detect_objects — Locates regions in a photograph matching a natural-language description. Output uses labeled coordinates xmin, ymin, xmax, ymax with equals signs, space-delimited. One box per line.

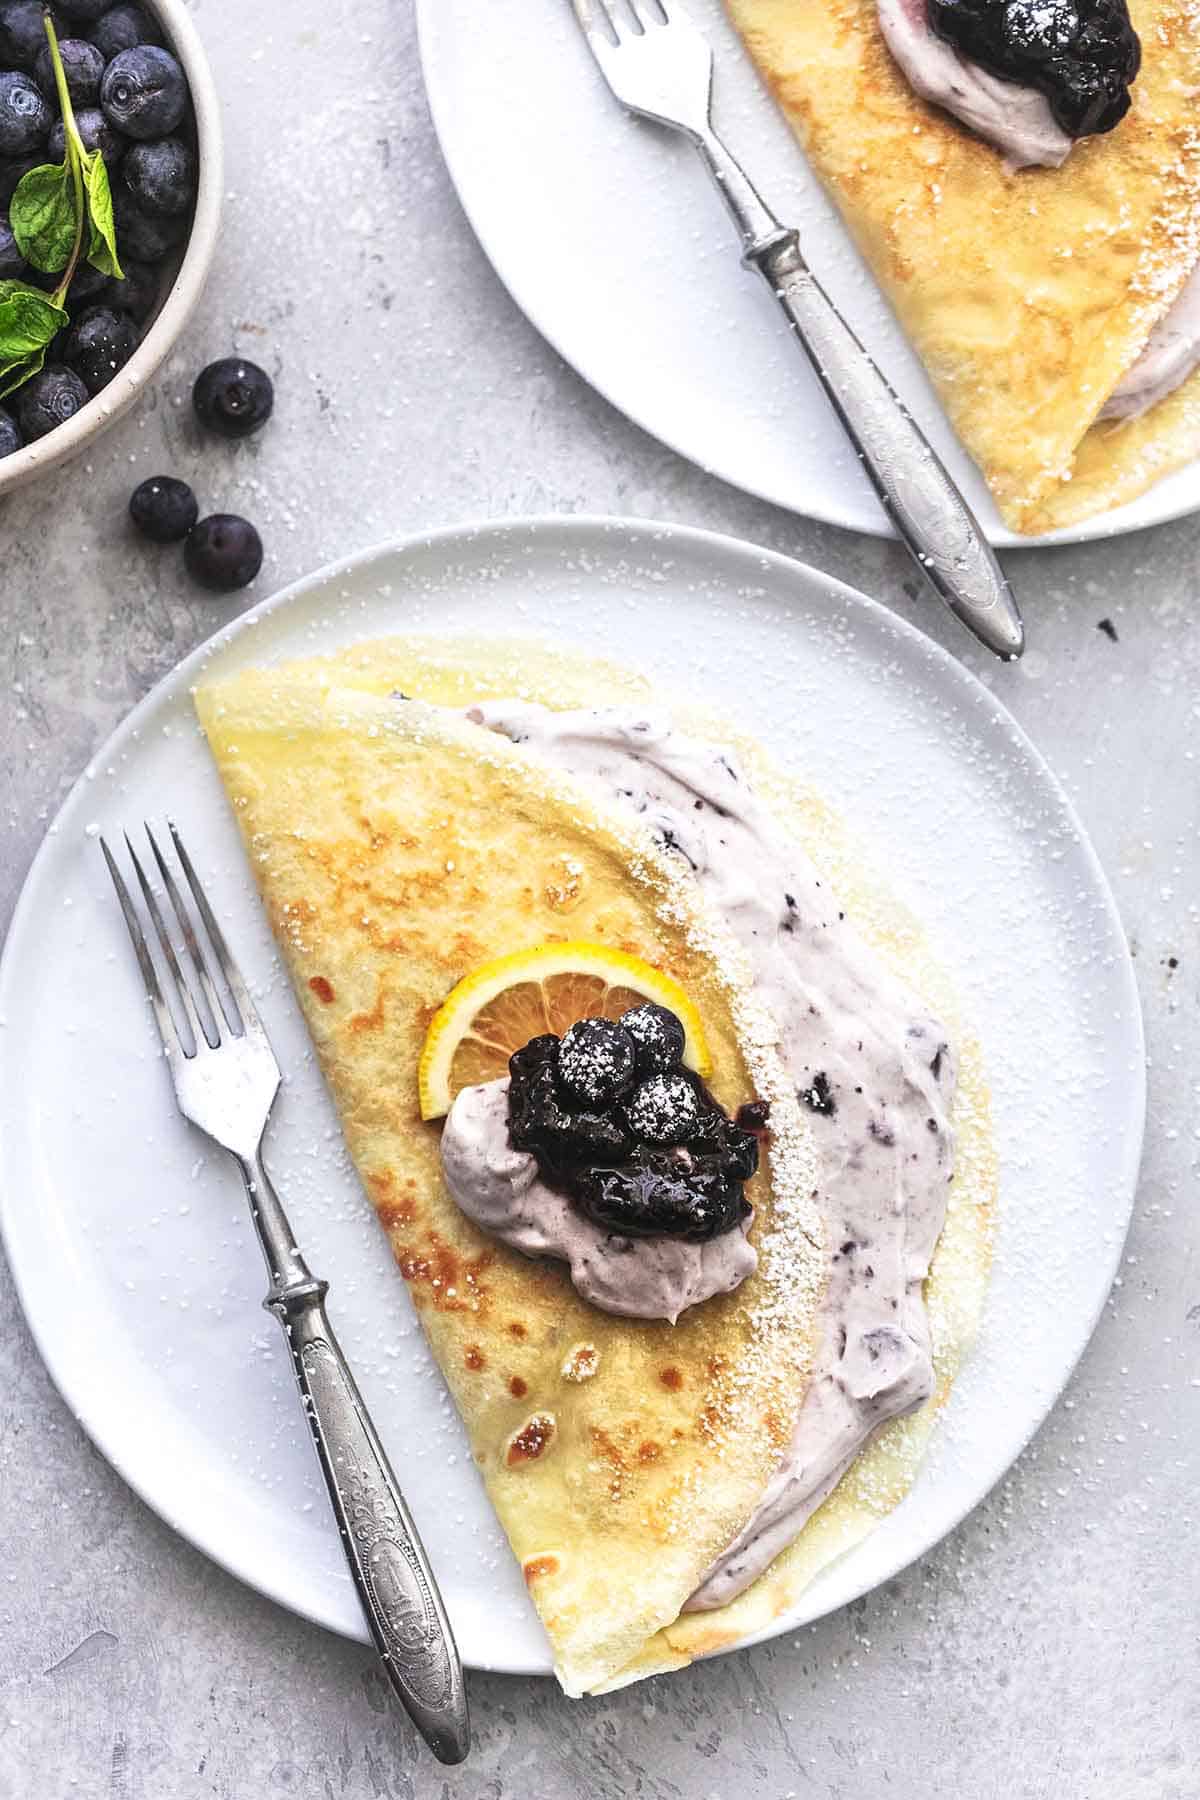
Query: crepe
xmin=726 ymin=0 xmax=1200 ymax=533
xmin=195 ymin=636 xmax=995 ymax=1693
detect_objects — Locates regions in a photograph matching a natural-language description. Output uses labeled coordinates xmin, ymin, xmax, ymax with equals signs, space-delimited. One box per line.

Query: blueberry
xmin=577 ymin=1155 xmax=747 ymax=1242
xmin=625 ymin=1071 xmax=702 ymax=1145
xmin=128 ymin=473 xmax=196 ymax=542
xmin=15 ymin=362 xmax=89 ymax=439
xmin=58 ymin=0 xmax=118 ymax=20
xmin=508 ymin=1033 xmax=560 ymax=1081
xmin=0 ymin=71 xmax=50 ymax=156
xmin=48 ymin=104 xmax=123 ymax=164
xmin=100 ymin=44 xmax=185 ymax=139
xmin=620 ymin=1001 xmax=686 ymax=1074
xmin=122 ymin=134 xmax=193 ymax=215
xmin=89 ymin=2 xmax=163 ymax=58
xmin=184 ymin=514 xmax=263 ymax=591
xmin=0 ymin=153 xmax=38 ymax=204
xmin=557 ymin=1018 xmax=637 ymax=1106
xmin=113 ymin=185 xmax=185 ymax=259
xmin=0 ymin=212 xmax=26 ymax=279
xmin=191 ymin=357 xmax=274 ymax=438
xmin=0 ymin=0 xmax=58 ymax=67
xmin=99 ymin=254 xmax=158 ymax=319
xmin=34 ymin=35 xmax=104 ymax=105
xmin=64 ymin=258 xmax=109 ymax=308
xmin=0 ymin=403 xmax=21 ymax=455
xmin=64 ymin=303 xmax=137 ymax=393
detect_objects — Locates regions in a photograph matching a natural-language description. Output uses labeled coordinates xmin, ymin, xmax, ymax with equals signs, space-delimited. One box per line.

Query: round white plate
xmin=0 ymin=517 xmax=1144 ymax=1674
xmin=417 ymin=0 xmax=1200 ymax=549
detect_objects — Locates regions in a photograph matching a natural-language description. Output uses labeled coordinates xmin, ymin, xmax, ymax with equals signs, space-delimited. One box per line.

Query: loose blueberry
xmin=65 ymin=303 xmax=137 ymax=393
xmin=556 ymin=1018 xmax=637 ymax=1107
xmin=128 ymin=473 xmax=196 ymax=542
xmin=620 ymin=1001 xmax=686 ymax=1074
xmin=99 ymin=255 xmax=158 ymax=319
xmin=48 ymin=104 xmax=123 ymax=164
xmin=184 ymin=514 xmax=263 ymax=591
xmin=89 ymin=2 xmax=164 ymax=58
xmin=64 ymin=258 xmax=110 ymax=307
xmin=15 ymin=362 xmax=89 ymax=439
xmin=100 ymin=44 xmax=185 ymax=138
xmin=0 ymin=70 xmax=50 ymax=156
xmin=0 ymin=0 xmax=56 ymax=67
xmin=34 ymin=35 xmax=104 ymax=105
xmin=0 ymin=212 xmax=26 ymax=279
xmin=58 ymin=0 xmax=116 ymax=18
xmin=0 ymin=402 xmax=21 ymax=455
xmin=113 ymin=185 xmax=185 ymax=259
xmin=122 ymin=133 xmax=193 ymax=215
xmin=625 ymin=1071 xmax=702 ymax=1145
xmin=191 ymin=356 xmax=274 ymax=438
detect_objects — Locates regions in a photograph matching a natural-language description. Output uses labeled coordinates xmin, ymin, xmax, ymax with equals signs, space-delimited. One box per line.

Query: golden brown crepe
xmin=727 ymin=0 xmax=1200 ymax=532
xmin=195 ymin=636 xmax=995 ymax=1693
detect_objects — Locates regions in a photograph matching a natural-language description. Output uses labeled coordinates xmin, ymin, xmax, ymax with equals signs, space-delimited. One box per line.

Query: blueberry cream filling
xmin=878 ymin=0 xmax=1139 ymax=168
xmin=436 ymin=701 xmax=958 ymax=1608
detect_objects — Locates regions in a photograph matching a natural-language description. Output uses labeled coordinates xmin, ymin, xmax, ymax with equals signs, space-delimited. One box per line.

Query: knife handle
xmin=246 ymin=1153 xmax=470 ymax=1765
xmin=748 ymin=230 xmax=1024 ymax=660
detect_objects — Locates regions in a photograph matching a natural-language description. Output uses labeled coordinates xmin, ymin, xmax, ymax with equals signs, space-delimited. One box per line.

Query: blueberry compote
xmin=928 ymin=0 xmax=1140 ymax=136
xmin=506 ymin=1003 xmax=762 ymax=1243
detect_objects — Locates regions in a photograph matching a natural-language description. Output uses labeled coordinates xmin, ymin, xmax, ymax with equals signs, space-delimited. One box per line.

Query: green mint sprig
xmin=0 ymin=9 xmax=123 ymax=400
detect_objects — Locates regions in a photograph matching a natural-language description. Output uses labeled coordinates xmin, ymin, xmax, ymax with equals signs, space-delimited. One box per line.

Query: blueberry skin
xmin=48 ymin=105 xmax=123 ymax=165
xmin=0 ymin=0 xmax=60 ymax=67
xmin=89 ymin=2 xmax=163 ymax=58
xmin=99 ymin=254 xmax=158 ymax=320
xmin=34 ymin=36 xmax=104 ymax=105
xmin=0 ymin=152 xmax=38 ymax=205
xmin=113 ymin=185 xmax=185 ymax=259
xmin=128 ymin=472 xmax=196 ymax=542
xmin=192 ymin=357 xmax=274 ymax=438
xmin=0 ymin=71 xmax=50 ymax=157
xmin=100 ymin=45 xmax=186 ymax=139
xmin=64 ymin=303 xmax=137 ymax=393
xmin=0 ymin=403 xmax=22 ymax=455
xmin=65 ymin=258 xmax=109 ymax=306
xmin=57 ymin=0 xmax=117 ymax=20
xmin=185 ymin=514 xmax=263 ymax=592
xmin=15 ymin=363 xmax=89 ymax=439
xmin=0 ymin=213 xmax=27 ymax=279
xmin=122 ymin=134 xmax=193 ymax=216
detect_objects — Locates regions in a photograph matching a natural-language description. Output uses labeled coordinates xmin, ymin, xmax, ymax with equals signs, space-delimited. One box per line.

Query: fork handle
xmin=244 ymin=1158 xmax=470 ymax=1764
xmin=747 ymin=230 xmax=1023 ymax=660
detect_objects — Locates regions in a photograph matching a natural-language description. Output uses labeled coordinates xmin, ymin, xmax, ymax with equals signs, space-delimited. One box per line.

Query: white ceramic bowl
xmin=0 ymin=0 xmax=223 ymax=496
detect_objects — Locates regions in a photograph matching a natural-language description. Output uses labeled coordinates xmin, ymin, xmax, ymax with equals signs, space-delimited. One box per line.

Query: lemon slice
xmin=418 ymin=941 xmax=712 ymax=1120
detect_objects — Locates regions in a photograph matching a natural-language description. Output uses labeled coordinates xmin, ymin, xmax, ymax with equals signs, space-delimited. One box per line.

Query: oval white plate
xmin=0 ymin=517 xmax=1144 ymax=1673
xmin=417 ymin=0 xmax=1200 ymax=549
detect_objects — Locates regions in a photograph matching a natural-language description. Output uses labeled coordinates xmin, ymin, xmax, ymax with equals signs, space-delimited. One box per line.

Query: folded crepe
xmin=196 ymin=637 xmax=995 ymax=1694
xmin=727 ymin=0 xmax=1200 ymax=533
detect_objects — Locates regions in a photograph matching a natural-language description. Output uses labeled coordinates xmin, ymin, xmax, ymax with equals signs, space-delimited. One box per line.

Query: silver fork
xmin=569 ymin=0 xmax=1025 ymax=662
xmin=101 ymin=823 xmax=470 ymax=1767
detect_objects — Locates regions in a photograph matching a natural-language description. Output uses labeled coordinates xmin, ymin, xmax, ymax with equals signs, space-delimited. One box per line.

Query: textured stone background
xmin=0 ymin=2 xmax=1196 ymax=1796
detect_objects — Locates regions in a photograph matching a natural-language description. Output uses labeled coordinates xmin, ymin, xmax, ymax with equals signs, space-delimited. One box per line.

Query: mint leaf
xmin=82 ymin=151 xmax=122 ymax=279
xmin=0 ymin=279 xmax=66 ymax=399
xmin=11 ymin=162 xmax=78 ymax=274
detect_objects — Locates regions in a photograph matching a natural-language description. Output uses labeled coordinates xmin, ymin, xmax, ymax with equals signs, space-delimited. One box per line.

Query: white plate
xmin=417 ymin=0 xmax=1200 ymax=549
xmin=0 ymin=516 xmax=1144 ymax=1674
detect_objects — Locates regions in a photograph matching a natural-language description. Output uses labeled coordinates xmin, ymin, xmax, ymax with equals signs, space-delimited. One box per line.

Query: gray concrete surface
xmin=1 ymin=1 xmax=1197 ymax=1795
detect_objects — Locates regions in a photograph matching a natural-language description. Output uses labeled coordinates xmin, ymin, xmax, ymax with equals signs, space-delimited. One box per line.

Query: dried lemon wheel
xmin=417 ymin=941 xmax=712 ymax=1120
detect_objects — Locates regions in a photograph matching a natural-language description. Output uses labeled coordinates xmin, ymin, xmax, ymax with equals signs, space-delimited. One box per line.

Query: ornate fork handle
xmin=243 ymin=1151 xmax=470 ymax=1765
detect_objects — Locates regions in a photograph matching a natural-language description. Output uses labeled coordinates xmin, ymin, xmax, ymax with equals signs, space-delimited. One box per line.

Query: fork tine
xmin=572 ymin=0 xmax=621 ymax=48
xmin=625 ymin=0 xmax=665 ymax=28
xmin=145 ymin=822 xmax=226 ymax=1045
xmin=124 ymin=830 xmax=206 ymax=1055
xmin=101 ymin=836 xmax=184 ymax=1063
xmin=167 ymin=820 xmax=269 ymax=1045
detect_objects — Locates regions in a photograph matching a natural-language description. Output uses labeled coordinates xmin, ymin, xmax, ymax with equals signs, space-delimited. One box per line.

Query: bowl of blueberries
xmin=0 ymin=0 xmax=221 ymax=492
